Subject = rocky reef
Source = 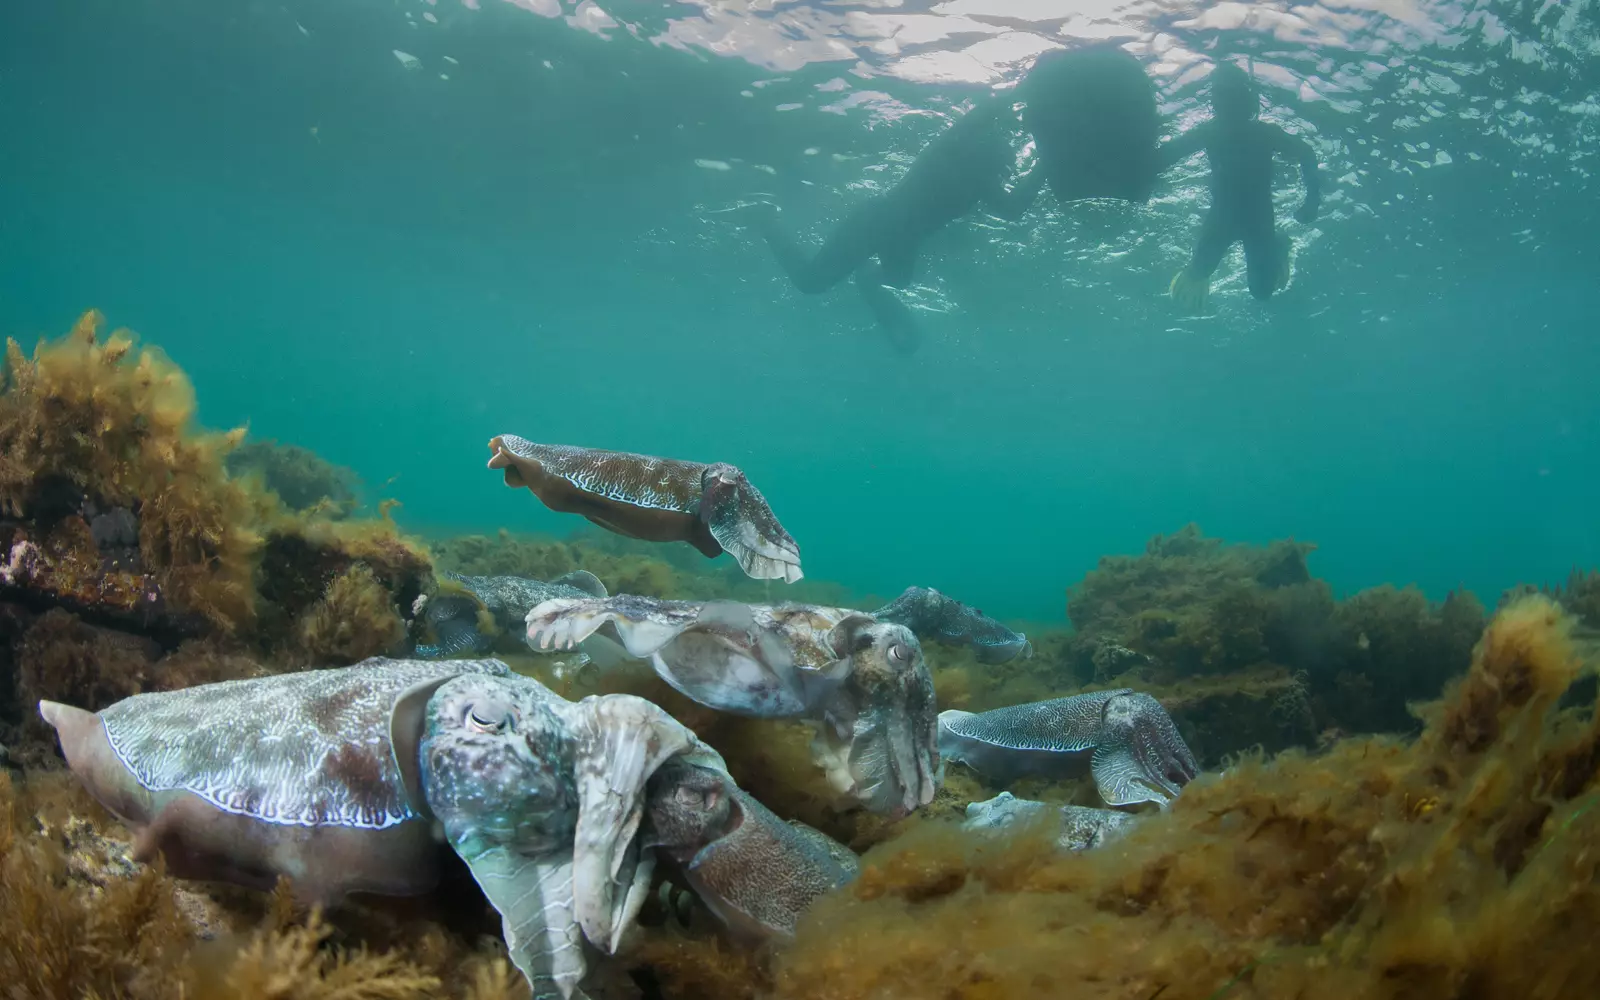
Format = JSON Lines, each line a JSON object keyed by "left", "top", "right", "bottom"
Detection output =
{"left": 3, "top": 313, "right": 1598, "bottom": 1000}
{"left": 751, "top": 594, "right": 1600, "bottom": 1000}
{"left": 928, "top": 524, "right": 1490, "bottom": 772}
{"left": 0, "top": 312, "right": 433, "bottom": 758}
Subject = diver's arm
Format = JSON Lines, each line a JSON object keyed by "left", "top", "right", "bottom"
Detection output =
{"left": 1279, "top": 127, "right": 1322, "bottom": 222}
{"left": 982, "top": 162, "right": 1046, "bottom": 221}
{"left": 1155, "top": 124, "right": 1209, "bottom": 171}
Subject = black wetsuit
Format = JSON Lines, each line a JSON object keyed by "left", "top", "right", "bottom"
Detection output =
{"left": 754, "top": 103, "right": 1026, "bottom": 298}
{"left": 1161, "top": 117, "right": 1321, "bottom": 298}
{"left": 749, "top": 102, "right": 1035, "bottom": 355}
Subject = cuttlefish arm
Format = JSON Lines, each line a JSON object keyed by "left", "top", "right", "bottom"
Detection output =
{"left": 698, "top": 462, "right": 802, "bottom": 583}
{"left": 811, "top": 618, "right": 941, "bottom": 818}
{"left": 565, "top": 692, "right": 722, "bottom": 956}
{"left": 1091, "top": 691, "right": 1199, "bottom": 808}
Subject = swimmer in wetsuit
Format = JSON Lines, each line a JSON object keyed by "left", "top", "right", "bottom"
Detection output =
{"left": 745, "top": 95, "right": 1043, "bottom": 354}
{"left": 1159, "top": 63, "right": 1322, "bottom": 311}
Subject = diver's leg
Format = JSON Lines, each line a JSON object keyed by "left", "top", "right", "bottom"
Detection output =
{"left": 875, "top": 238, "right": 920, "bottom": 291}
{"left": 1242, "top": 213, "right": 1293, "bottom": 300}
{"left": 746, "top": 201, "right": 883, "bottom": 295}
{"left": 1169, "top": 208, "right": 1231, "bottom": 311}
{"left": 852, "top": 263, "right": 922, "bottom": 356}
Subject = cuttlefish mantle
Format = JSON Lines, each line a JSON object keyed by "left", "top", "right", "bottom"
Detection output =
{"left": 486, "top": 435, "right": 802, "bottom": 583}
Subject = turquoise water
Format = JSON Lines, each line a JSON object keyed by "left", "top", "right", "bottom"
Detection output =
{"left": 1, "top": 0, "right": 1594, "bottom": 622}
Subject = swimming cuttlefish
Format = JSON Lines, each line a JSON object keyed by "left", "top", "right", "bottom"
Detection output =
{"left": 938, "top": 689, "right": 1199, "bottom": 809}
{"left": 871, "top": 585, "right": 1033, "bottom": 664}
{"left": 525, "top": 595, "right": 941, "bottom": 818}
{"left": 38, "top": 657, "right": 728, "bottom": 1000}
{"left": 486, "top": 435, "right": 802, "bottom": 583}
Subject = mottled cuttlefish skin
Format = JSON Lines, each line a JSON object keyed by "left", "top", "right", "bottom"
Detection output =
{"left": 644, "top": 756, "right": 859, "bottom": 942}
{"left": 486, "top": 434, "right": 802, "bottom": 583}
{"left": 39, "top": 656, "right": 723, "bottom": 1000}
{"left": 414, "top": 593, "right": 498, "bottom": 658}
{"left": 414, "top": 570, "right": 609, "bottom": 659}
{"left": 526, "top": 594, "right": 941, "bottom": 818}
{"left": 962, "top": 791, "right": 1139, "bottom": 851}
{"left": 872, "top": 586, "right": 1032, "bottom": 664}
{"left": 938, "top": 689, "right": 1199, "bottom": 809}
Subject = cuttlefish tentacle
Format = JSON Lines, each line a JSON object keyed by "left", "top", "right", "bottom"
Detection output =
{"left": 938, "top": 689, "right": 1198, "bottom": 809}
{"left": 486, "top": 434, "right": 801, "bottom": 583}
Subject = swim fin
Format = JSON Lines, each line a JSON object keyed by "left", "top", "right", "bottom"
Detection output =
{"left": 1168, "top": 266, "right": 1209, "bottom": 312}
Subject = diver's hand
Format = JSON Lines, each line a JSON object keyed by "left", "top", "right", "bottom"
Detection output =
{"left": 1294, "top": 201, "right": 1318, "bottom": 225}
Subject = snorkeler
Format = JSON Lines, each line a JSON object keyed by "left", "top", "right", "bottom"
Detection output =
{"left": 744, "top": 94, "right": 1042, "bottom": 354}
{"left": 1016, "top": 42, "right": 1162, "bottom": 206}
{"left": 1159, "top": 62, "right": 1322, "bottom": 311}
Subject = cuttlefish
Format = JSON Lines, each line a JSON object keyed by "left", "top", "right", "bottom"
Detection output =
{"left": 962, "top": 791, "right": 1139, "bottom": 851}
{"left": 938, "top": 689, "right": 1199, "bottom": 808}
{"left": 414, "top": 570, "right": 610, "bottom": 659}
{"left": 38, "top": 657, "right": 722, "bottom": 1000}
{"left": 486, "top": 435, "right": 802, "bottom": 583}
{"left": 526, "top": 595, "right": 941, "bottom": 818}
{"left": 872, "top": 585, "right": 1033, "bottom": 664}
{"left": 643, "top": 755, "right": 858, "bottom": 942}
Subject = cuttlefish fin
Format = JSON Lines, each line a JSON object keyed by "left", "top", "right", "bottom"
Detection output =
{"left": 552, "top": 570, "right": 609, "bottom": 599}
{"left": 458, "top": 843, "right": 589, "bottom": 1000}
{"left": 698, "top": 463, "right": 802, "bottom": 583}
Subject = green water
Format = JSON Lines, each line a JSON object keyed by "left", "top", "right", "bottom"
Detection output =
{"left": 1, "top": 0, "right": 1595, "bottom": 621}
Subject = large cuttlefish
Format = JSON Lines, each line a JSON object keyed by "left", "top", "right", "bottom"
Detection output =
{"left": 38, "top": 657, "right": 723, "bottom": 1000}
{"left": 486, "top": 435, "right": 802, "bottom": 583}
{"left": 526, "top": 595, "right": 941, "bottom": 818}
{"left": 938, "top": 689, "right": 1200, "bottom": 809}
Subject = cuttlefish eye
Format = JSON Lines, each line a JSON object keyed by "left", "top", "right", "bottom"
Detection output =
{"left": 465, "top": 701, "right": 513, "bottom": 734}
{"left": 887, "top": 642, "right": 913, "bottom": 665}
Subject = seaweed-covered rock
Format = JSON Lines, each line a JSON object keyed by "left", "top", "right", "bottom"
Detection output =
{"left": 1065, "top": 523, "right": 1315, "bottom": 681}
{"left": 0, "top": 311, "right": 262, "bottom": 634}
{"left": 1062, "top": 524, "right": 1485, "bottom": 741}
{"left": 227, "top": 439, "right": 362, "bottom": 518}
